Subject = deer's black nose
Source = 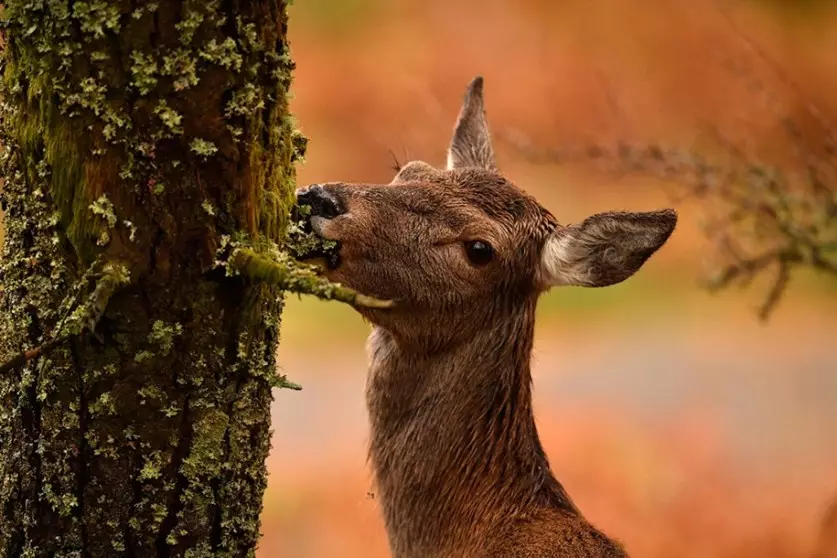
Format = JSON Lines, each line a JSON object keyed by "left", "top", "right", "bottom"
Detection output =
{"left": 296, "top": 185, "right": 345, "bottom": 219}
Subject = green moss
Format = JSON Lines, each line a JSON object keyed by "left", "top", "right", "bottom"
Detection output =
{"left": 154, "top": 100, "right": 184, "bottom": 136}
{"left": 228, "top": 246, "right": 393, "bottom": 309}
{"left": 89, "top": 195, "right": 117, "bottom": 228}
{"left": 286, "top": 204, "right": 338, "bottom": 259}
{"left": 199, "top": 38, "right": 244, "bottom": 71}
{"left": 42, "top": 483, "right": 78, "bottom": 518}
{"left": 175, "top": 5, "right": 206, "bottom": 45}
{"left": 162, "top": 48, "right": 200, "bottom": 92}
{"left": 181, "top": 410, "right": 229, "bottom": 481}
{"left": 89, "top": 392, "right": 116, "bottom": 418}
{"left": 1, "top": 1, "right": 305, "bottom": 555}
{"left": 12, "top": 99, "right": 96, "bottom": 262}
{"left": 129, "top": 51, "right": 159, "bottom": 95}
{"left": 147, "top": 320, "right": 183, "bottom": 356}
{"left": 138, "top": 451, "right": 167, "bottom": 482}
{"left": 190, "top": 138, "right": 218, "bottom": 157}
{"left": 72, "top": 1, "right": 123, "bottom": 38}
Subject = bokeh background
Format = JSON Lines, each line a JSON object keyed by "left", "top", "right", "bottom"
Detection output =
{"left": 263, "top": 0, "right": 837, "bottom": 557}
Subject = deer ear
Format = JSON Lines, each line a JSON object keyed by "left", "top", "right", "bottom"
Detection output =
{"left": 447, "top": 76, "right": 497, "bottom": 171}
{"left": 540, "top": 209, "right": 677, "bottom": 288}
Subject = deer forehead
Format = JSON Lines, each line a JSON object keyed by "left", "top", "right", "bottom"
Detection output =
{"left": 368, "top": 165, "right": 556, "bottom": 235}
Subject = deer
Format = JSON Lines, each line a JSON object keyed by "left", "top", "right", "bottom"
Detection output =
{"left": 295, "top": 76, "right": 677, "bottom": 557}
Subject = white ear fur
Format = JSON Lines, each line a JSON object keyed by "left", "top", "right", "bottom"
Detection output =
{"left": 540, "top": 233, "right": 591, "bottom": 287}
{"left": 539, "top": 209, "right": 678, "bottom": 289}
{"left": 445, "top": 149, "right": 458, "bottom": 172}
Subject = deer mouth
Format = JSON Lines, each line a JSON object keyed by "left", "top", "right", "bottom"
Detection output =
{"left": 288, "top": 205, "right": 342, "bottom": 271}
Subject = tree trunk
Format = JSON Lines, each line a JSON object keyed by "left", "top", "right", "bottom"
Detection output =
{"left": 0, "top": 2, "right": 304, "bottom": 556}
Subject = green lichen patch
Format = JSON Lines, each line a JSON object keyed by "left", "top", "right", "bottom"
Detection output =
{"left": 148, "top": 320, "right": 183, "bottom": 356}
{"left": 181, "top": 410, "right": 229, "bottom": 481}
{"left": 0, "top": 1, "right": 307, "bottom": 555}
{"left": 129, "top": 51, "right": 159, "bottom": 95}
{"left": 190, "top": 138, "right": 218, "bottom": 158}
{"left": 89, "top": 195, "right": 117, "bottom": 228}
{"left": 155, "top": 100, "right": 185, "bottom": 136}
{"left": 139, "top": 450, "right": 168, "bottom": 482}
{"left": 199, "top": 38, "right": 244, "bottom": 71}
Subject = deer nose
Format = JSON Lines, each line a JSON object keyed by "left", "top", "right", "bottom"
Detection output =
{"left": 296, "top": 185, "right": 345, "bottom": 219}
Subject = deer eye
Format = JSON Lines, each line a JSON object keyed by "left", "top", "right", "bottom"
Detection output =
{"left": 464, "top": 240, "right": 494, "bottom": 266}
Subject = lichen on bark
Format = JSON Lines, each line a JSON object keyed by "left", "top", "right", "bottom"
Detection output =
{"left": 0, "top": 1, "right": 304, "bottom": 556}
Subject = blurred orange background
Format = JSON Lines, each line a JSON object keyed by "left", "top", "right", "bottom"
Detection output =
{"left": 265, "top": 0, "right": 837, "bottom": 556}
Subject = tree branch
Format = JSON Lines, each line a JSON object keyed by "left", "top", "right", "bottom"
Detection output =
{"left": 0, "top": 337, "right": 67, "bottom": 376}
{"left": 0, "top": 261, "right": 130, "bottom": 374}
{"left": 229, "top": 248, "right": 394, "bottom": 310}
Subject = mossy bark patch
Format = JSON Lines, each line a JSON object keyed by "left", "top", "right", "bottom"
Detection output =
{"left": 0, "top": 1, "right": 303, "bottom": 556}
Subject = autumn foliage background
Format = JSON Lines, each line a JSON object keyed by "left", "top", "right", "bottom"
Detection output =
{"left": 1, "top": 0, "right": 832, "bottom": 556}
{"left": 0, "top": 0, "right": 824, "bottom": 555}
{"left": 257, "top": 0, "right": 837, "bottom": 557}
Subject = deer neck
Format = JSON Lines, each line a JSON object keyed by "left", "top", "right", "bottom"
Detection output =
{"left": 365, "top": 302, "right": 578, "bottom": 556}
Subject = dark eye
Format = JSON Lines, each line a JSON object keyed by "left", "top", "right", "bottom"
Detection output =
{"left": 464, "top": 240, "right": 494, "bottom": 266}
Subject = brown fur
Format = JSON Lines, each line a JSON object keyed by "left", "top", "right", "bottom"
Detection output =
{"left": 297, "top": 77, "right": 677, "bottom": 557}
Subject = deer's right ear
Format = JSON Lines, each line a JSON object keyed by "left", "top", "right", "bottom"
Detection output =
{"left": 539, "top": 209, "right": 677, "bottom": 288}
{"left": 447, "top": 76, "right": 497, "bottom": 171}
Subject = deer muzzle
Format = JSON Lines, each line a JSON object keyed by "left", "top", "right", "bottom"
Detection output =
{"left": 292, "top": 184, "right": 345, "bottom": 270}
{"left": 296, "top": 184, "right": 345, "bottom": 220}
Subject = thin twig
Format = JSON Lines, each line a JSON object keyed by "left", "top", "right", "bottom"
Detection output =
{"left": 230, "top": 248, "right": 394, "bottom": 310}
{"left": 0, "top": 261, "right": 129, "bottom": 374}
{"left": 758, "top": 255, "right": 791, "bottom": 321}
{"left": 0, "top": 337, "right": 66, "bottom": 376}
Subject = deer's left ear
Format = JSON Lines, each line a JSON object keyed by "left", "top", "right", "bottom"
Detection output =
{"left": 447, "top": 76, "right": 497, "bottom": 171}
{"left": 540, "top": 209, "right": 677, "bottom": 288}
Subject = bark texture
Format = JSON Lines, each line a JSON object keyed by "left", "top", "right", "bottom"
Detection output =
{"left": 0, "top": 2, "right": 304, "bottom": 556}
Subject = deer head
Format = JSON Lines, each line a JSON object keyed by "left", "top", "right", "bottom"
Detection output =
{"left": 297, "top": 77, "right": 677, "bottom": 346}
{"left": 297, "top": 77, "right": 674, "bottom": 556}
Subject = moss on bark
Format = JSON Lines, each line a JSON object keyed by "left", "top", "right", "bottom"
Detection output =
{"left": 0, "top": 2, "right": 303, "bottom": 556}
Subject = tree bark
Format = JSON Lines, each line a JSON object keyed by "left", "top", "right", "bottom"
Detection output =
{"left": 0, "top": 2, "right": 304, "bottom": 556}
